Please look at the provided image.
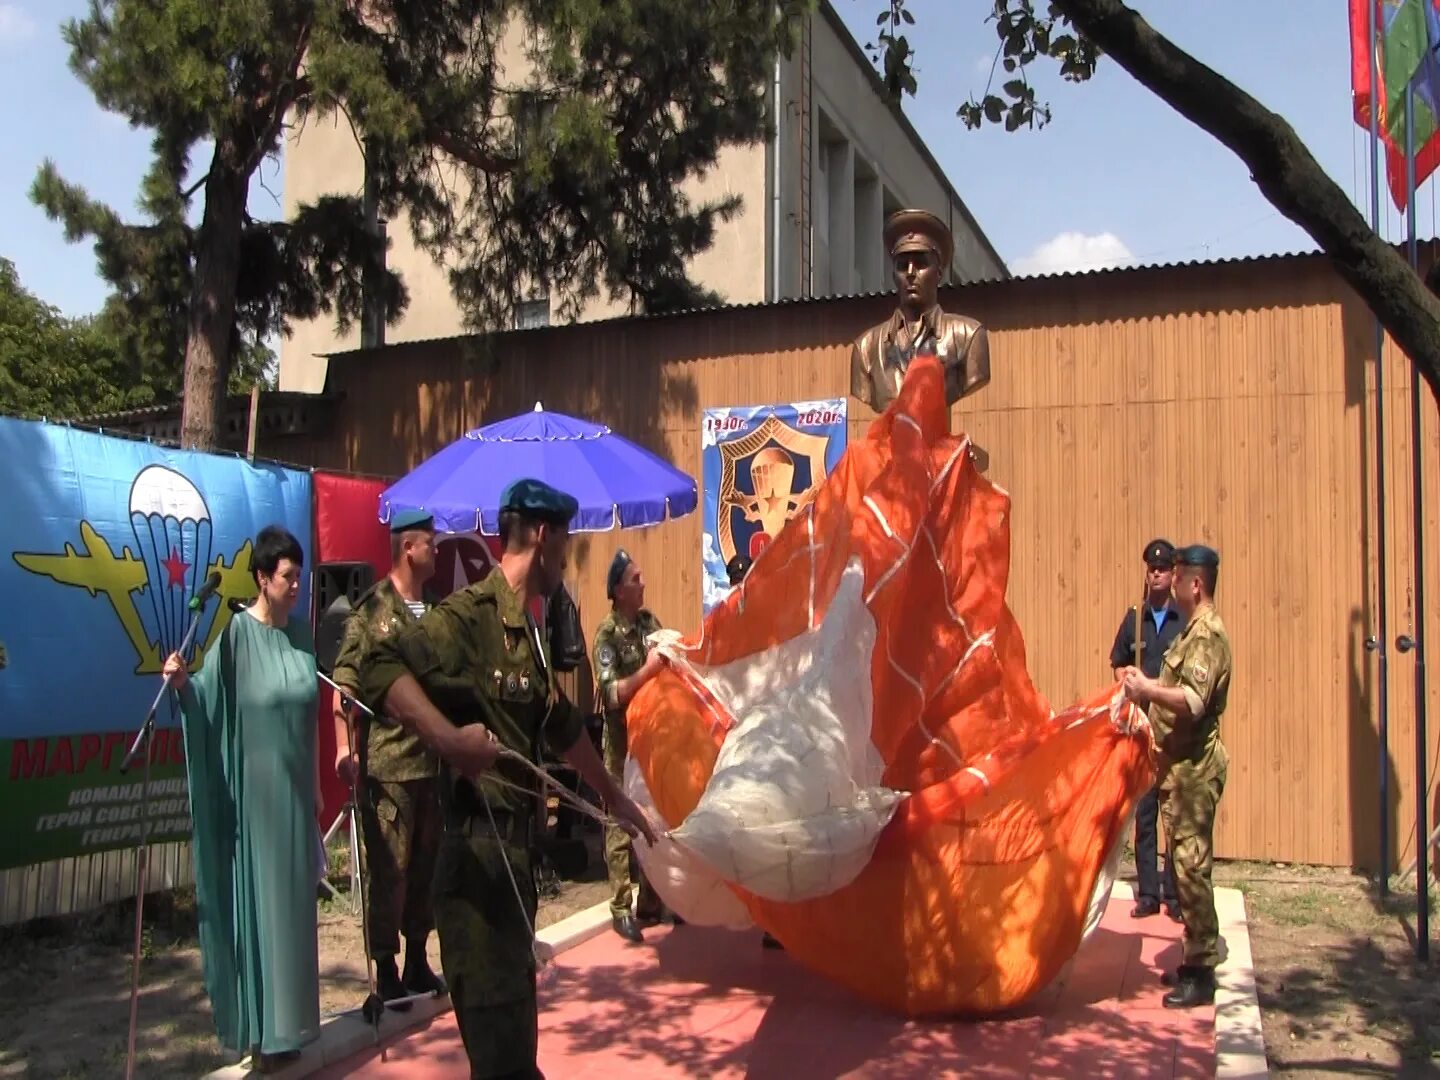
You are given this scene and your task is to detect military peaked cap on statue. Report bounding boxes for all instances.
[607,549,633,600]
[499,478,579,525]
[1142,538,1176,567]
[884,209,955,273]
[1173,544,1220,569]
[389,509,434,533]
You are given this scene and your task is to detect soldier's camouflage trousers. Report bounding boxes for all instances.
[602,715,662,920]
[434,812,542,1079]
[1161,760,1228,968]
[360,776,442,957]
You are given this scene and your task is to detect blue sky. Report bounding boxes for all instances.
[0,0,1427,315]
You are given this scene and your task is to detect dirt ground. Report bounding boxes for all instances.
[2,842,1437,1079]
[1212,860,1440,1078]
[0,831,610,1080]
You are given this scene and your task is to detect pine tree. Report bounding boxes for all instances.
[33,1,807,449]
[0,255,270,421]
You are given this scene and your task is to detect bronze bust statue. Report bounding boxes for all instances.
[849,209,991,413]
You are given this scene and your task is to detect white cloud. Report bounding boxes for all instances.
[0,4,36,45]
[1011,231,1135,277]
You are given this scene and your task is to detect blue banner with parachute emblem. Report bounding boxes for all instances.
[0,417,311,870]
[700,397,847,616]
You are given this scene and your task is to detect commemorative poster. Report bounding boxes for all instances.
[0,417,312,870]
[700,398,847,615]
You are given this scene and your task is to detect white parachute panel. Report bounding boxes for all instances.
[641,561,905,904]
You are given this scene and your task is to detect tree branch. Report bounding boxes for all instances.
[1054,0,1440,396]
[182,172,211,200]
[431,130,518,176]
[240,20,315,178]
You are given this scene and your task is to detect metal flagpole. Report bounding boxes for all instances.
[1361,0,1394,895]
[1395,79,1430,962]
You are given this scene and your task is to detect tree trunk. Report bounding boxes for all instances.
[1055,0,1440,399]
[180,162,248,451]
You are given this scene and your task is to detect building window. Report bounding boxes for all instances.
[515,297,550,329]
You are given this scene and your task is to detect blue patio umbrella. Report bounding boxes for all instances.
[379,402,698,535]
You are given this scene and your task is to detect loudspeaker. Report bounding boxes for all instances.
[312,562,376,674]
[314,561,375,612]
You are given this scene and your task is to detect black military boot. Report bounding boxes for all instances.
[1160,963,1195,987]
[375,954,413,1011]
[402,938,447,996]
[612,913,644,943]
[1163,965,1215,1009]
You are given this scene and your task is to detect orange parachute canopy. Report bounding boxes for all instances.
[623,355,1155,1017]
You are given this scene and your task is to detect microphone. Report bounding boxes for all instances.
[188,570,223,611]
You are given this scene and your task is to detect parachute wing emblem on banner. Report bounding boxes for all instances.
[717,415,829,567]
[12,466,254,674]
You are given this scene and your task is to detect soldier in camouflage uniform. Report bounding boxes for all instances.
[331,508,445,1007]
[359,479,657,1080]
[1121,544,1232,1009]
[593,550,667,942]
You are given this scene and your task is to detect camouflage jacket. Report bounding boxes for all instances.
[332,577,438,782]
[593,608,663,717]
[359,572,586,818]
[1150,602,1232,786]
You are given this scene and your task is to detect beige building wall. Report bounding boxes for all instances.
[789,4,1006,297]
[278,1,1003,393]
[280,125,767,393]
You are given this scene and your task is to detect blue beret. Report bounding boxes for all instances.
[1174,544,1220,569]
[1143,538,1175,567]
[725,554,753,585]
[390,509,434,534]
[499,478,579,524]
[607,549,633,599]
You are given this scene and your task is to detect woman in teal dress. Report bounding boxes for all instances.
[164,525,322,1072]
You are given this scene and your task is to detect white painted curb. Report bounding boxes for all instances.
[1214,885,1269,1078]
[201,902,613,1079]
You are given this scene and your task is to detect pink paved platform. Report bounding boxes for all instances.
[316,895,1214,1079]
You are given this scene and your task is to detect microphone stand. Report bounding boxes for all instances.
[122,593,214,1080]
[318,671,391,1032]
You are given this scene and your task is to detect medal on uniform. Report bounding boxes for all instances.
[520,672,530,695]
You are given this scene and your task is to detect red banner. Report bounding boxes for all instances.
[313,472,391,830]
[314,471,391,568]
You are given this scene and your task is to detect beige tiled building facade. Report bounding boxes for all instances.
[279,2,1007,392]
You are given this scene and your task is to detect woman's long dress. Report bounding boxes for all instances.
[179,610,321,1055]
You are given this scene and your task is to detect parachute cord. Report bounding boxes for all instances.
[493,747,628,830]
[476,750,649,987]
[477,787,558,988]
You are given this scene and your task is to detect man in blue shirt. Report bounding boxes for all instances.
[1110,538,1185,919]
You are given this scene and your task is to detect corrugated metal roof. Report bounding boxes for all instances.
[77,401,176,425]
[77,390,335,427]
[323,245,1342,359]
